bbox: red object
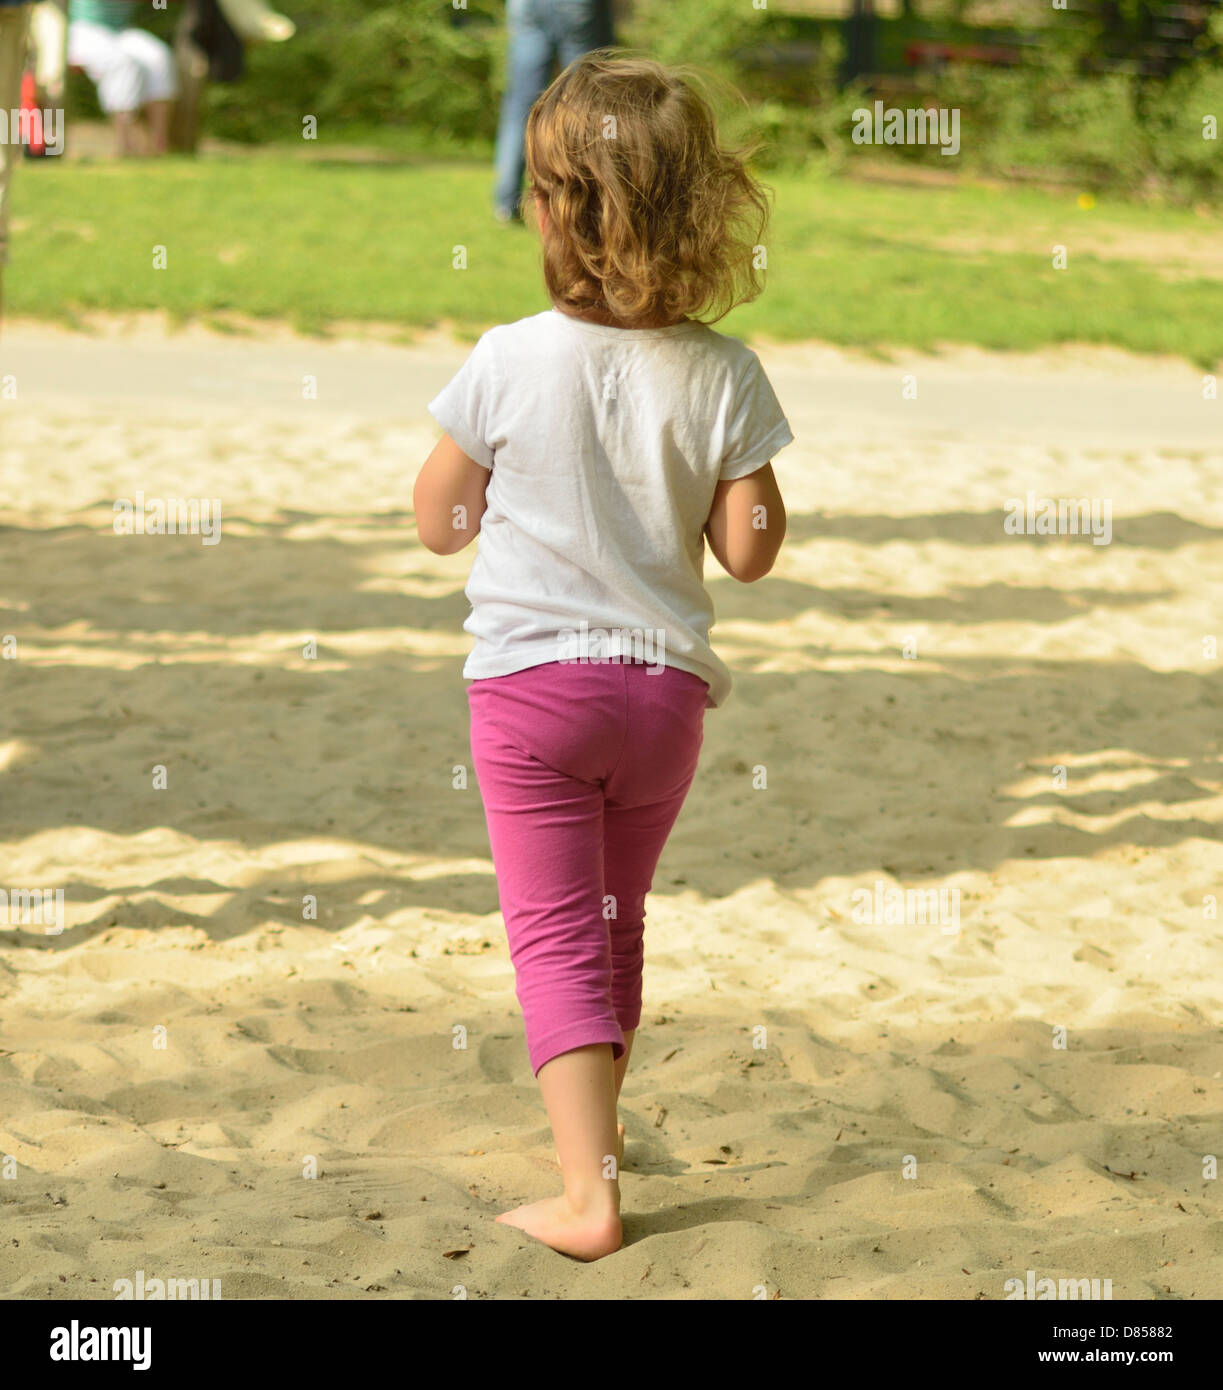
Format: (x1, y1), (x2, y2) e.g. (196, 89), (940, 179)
(20, 70), (46, 157)
(903, 40), (1020, 69)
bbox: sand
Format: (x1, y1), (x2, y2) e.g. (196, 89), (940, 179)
(0, 316), (1220, 1299)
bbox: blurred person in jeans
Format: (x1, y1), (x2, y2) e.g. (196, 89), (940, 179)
(493, 0), (615, 224)
(0, 0), (32, 316)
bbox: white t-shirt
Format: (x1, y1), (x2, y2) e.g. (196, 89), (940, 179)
(426, 307), (794, 708)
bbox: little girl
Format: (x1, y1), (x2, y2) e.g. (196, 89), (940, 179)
(415, 52), (794, 1261)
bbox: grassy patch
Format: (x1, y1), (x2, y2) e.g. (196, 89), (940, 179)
(9, 155), (1222, 364)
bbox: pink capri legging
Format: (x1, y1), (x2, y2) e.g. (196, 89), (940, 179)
(468, 658), (708, 1076)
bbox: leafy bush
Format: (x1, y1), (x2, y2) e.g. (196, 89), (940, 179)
(929, 47), (1223, 200)
(203, 0), (502, 143)
(148, 0), (1223, 202)
(1137, 60), (1223, 200)
(622, 0), (865, 170)
(619, 0), (765, 78)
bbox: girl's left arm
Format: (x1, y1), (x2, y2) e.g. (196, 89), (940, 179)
(413, 433), (491, 555)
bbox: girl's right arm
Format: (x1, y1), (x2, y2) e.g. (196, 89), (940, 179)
(704, 463), (786, 583)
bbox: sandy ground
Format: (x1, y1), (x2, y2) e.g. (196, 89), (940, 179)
(0, 317), (1220, 1300)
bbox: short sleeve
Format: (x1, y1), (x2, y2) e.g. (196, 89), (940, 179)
(719, 353), (794, 482)
(427, 333), (499, 469)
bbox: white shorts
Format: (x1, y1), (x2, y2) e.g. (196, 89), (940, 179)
(67, 20), (178, 114)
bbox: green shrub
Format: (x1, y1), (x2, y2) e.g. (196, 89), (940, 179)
(619, 0), (764, 79)
(933, 56), (1146, 190)
(1138, 60), (1223, 200)
(925, 47), (1223, 201)
(103, 0), (1218, 203)
(203, 0), (502, 144)
(622, 0), (865, 171)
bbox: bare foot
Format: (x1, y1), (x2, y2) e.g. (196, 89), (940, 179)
(496, 1194), (622, 1260)
(555, 1122), (625, 1169)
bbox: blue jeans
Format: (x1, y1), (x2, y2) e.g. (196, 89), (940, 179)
(493, 0), (614, 217)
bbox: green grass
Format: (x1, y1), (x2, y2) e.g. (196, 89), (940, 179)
(10, 154), (1223, 364)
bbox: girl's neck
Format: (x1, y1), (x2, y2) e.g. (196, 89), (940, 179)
(557, 303), (688, 331)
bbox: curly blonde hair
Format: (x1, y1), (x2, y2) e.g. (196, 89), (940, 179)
(524, 51), (771, 327)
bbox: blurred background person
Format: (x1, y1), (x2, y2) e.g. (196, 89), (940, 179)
(172, 0), (295, 154)
(493, 0), (615, 223)
(0, 0), (32, 317)
(67, 0), (179, 156)
(29, 2), (69, 110)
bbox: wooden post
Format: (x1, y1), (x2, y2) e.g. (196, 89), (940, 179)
(170, 7), (208, 154)
(843, 0), (877, 84)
